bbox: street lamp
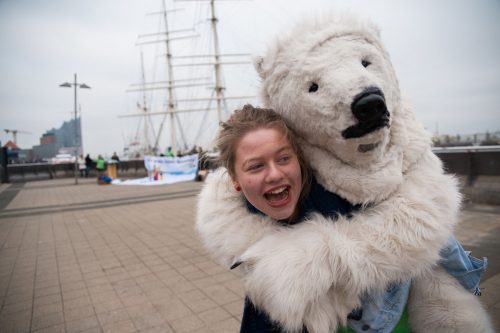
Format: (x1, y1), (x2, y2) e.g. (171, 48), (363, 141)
(59, 74), (91, 185)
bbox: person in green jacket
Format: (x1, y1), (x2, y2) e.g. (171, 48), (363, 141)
(95, 154), (106, 176)
(165, 146), (175, 157)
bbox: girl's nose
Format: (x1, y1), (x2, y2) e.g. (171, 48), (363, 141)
(265, 163), (283, 183)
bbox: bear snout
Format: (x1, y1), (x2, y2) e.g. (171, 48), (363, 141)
(342, 87), (390, 139)
(352, 88), (388, 123)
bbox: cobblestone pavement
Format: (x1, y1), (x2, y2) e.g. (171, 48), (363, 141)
(0, 178), (498, 332)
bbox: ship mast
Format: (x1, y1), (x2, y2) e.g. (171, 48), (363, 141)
(209, 0), (224, 122)
(139, 50), (155, 155)
(122, 1), (198, 155)
(175, 0), (253, 123)
(121, 0), (254, 153)
(159, 0), (177, 154)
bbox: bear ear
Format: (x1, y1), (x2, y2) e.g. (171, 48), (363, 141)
(253, 56), (269, 79)
(253, 41), (281, 79)
(253, 55), (266, 79)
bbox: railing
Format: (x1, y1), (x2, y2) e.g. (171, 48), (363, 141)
(3, 147), (500, 183)
(4, 160), (149, 182)
(433, 146), (500, 185)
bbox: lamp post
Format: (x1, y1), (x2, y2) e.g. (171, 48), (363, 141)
(60, 74), (91, 185)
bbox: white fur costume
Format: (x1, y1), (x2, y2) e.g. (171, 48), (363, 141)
(197, 14), (493, 333)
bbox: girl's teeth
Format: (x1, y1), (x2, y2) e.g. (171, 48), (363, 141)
(269, 187), (286, 194)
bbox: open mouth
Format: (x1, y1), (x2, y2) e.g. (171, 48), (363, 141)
(264, 186), (291, 207)
(342, 120), (390, 139)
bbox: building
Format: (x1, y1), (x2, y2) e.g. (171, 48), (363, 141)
(432, 131), (500, 147)
(32, 117), (81, 161)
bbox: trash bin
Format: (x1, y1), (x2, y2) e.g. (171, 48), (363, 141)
(107, 161), (118, 179)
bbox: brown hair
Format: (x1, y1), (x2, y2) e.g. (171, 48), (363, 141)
(216, 104), (311, 208)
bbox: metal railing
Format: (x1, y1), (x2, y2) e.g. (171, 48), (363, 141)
(5, 160), (149, 183)
(2, 148), (500, 183)
(433, 146), (500, 185)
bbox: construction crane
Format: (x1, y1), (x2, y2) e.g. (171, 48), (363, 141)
(4, 129), (31, 145)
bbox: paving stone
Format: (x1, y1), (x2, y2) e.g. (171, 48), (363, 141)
(0, 298), (33, 315)
(93, 299), (124, 314)
(34, 285), (61, 298)
(31, 311), (64, 331)
(126, 304), (166, 331)
(33, 293), (62, 307)
(143, 287), (173, 301)
(64, 304), (97, 322)
(97, 308), (131, 327)
(120, 293), (150, 307)
(222, 300), (244, 318)
(190, 276), (218, 289)
(207, 317), (241, 333)
(34, 277), (60, 290)
(101, 319), (137, 333)
(152, 297), (193, 321)
(65, 315), (100, 333)
(0, 309), (32, 333)
(169, 314), (205, 333)
(64, 295), (93, 310)
(202, 284), (241, 306)
(33, 301), (63, 319)
(63, 287), (90, 302)
(32, 323), (65, 333)
(137, 324), (174, 333)
(90, 290), (119, 304)
(197, 307), (232, 325)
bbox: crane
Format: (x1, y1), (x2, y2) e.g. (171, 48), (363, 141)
(4, 129), (31, 145)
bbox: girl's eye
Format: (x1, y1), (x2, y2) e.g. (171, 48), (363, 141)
(308, 82), (319, 93)
(278, 155), (290, 163)
(248, 164), (262, 171)
(361, 59), (371, 68)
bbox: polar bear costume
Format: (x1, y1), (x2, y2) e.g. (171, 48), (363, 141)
(197, 14), (493, 333)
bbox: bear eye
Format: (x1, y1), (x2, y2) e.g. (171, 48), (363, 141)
(361, 59), (371, 68)
(308, 82), (319, 93)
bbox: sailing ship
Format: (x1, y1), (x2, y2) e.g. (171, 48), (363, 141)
(120, 0), (257, 159)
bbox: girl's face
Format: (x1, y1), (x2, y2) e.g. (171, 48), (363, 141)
(232, 127), (302, 220)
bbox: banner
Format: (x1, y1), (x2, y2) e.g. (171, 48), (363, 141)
(112, 154), (199, 186)
(144, 154), (199, 175)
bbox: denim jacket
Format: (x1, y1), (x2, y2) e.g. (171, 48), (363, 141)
(242, 178), (488, 333)
(347, 235), (487, 333)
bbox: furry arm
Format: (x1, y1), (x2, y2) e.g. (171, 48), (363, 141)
(196, 168), (283, 268)
(236, 150), (461, 333)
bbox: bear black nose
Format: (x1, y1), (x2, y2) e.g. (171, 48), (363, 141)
(342, 88), (391, 139)
(351, 92), (388, 123)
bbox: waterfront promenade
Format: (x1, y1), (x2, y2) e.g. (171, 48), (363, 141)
(0, 178), (499, 333)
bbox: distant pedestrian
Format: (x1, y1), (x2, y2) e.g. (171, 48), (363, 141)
(95, 154), (106, 176)
(111, 152), (120, 164)
(84, 154), (93, 178)
(78, 155), (86, 178)
(165, 147), (175, 157)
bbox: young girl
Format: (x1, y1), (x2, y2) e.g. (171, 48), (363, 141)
(198, 104), (487, 333)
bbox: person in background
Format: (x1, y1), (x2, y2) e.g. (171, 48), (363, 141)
(78, 155), (86, 178)
(111, 152), (120, 164)
(84, 154), (93, 178)
(165, 146), (175, 157)
(95, 154), (105, 176)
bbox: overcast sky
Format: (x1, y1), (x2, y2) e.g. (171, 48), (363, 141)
(1, 0), (499, 157)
